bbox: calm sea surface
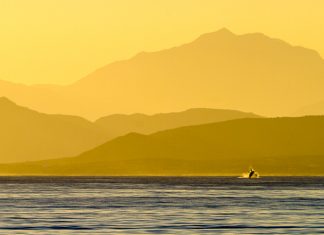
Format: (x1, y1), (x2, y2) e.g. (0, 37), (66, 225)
(0, 177), (323, 234)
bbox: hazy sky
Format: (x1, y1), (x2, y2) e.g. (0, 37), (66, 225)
(1, 0), (324, 85)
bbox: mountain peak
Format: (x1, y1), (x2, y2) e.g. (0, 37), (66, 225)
(217, 27), (234, 34)
(194, 28), (236, 43)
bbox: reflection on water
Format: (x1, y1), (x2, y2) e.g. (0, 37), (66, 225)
(0, 177), (324, 234)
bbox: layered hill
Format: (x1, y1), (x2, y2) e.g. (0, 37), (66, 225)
(1, 29), (324, 119)
(0, 97), (257, 163)
(0, 97), (109, 163)
(2, 116), (324, 175)
(95, 108), (260, 137)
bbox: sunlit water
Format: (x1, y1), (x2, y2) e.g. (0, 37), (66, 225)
(0, 177), (323, 234)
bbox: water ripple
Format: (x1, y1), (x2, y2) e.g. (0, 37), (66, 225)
(0, 177), (323, 234)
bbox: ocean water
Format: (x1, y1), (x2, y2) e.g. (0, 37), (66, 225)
(0, 177), (323, 234)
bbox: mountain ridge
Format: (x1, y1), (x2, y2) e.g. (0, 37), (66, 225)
(2, 116), (324, 175)
(1, 28), (324, 118)
(0, 96), (110, 163)
(0, 97), (260, 163)
(95, 108), (261, 136)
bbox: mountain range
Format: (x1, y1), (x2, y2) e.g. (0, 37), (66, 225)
(2, 28), (324, 175)
(1, 116), (324, 175)
(0, 97), (257, 163)
(1, 28), (324, 119)
(95, 108), (259, 137)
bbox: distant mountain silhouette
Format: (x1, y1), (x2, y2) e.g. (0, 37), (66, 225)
(2, 116), (324, 175)
(95, 108), (260, 137)
(0, 97), (256, 163)
(0, 97), (109, 163)
(1, 28), (324, 118)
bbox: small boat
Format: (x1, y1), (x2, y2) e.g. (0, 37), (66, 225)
(238, 168), (260, 178)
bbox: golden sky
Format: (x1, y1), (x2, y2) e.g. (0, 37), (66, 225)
(1, 0), (324, 85)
